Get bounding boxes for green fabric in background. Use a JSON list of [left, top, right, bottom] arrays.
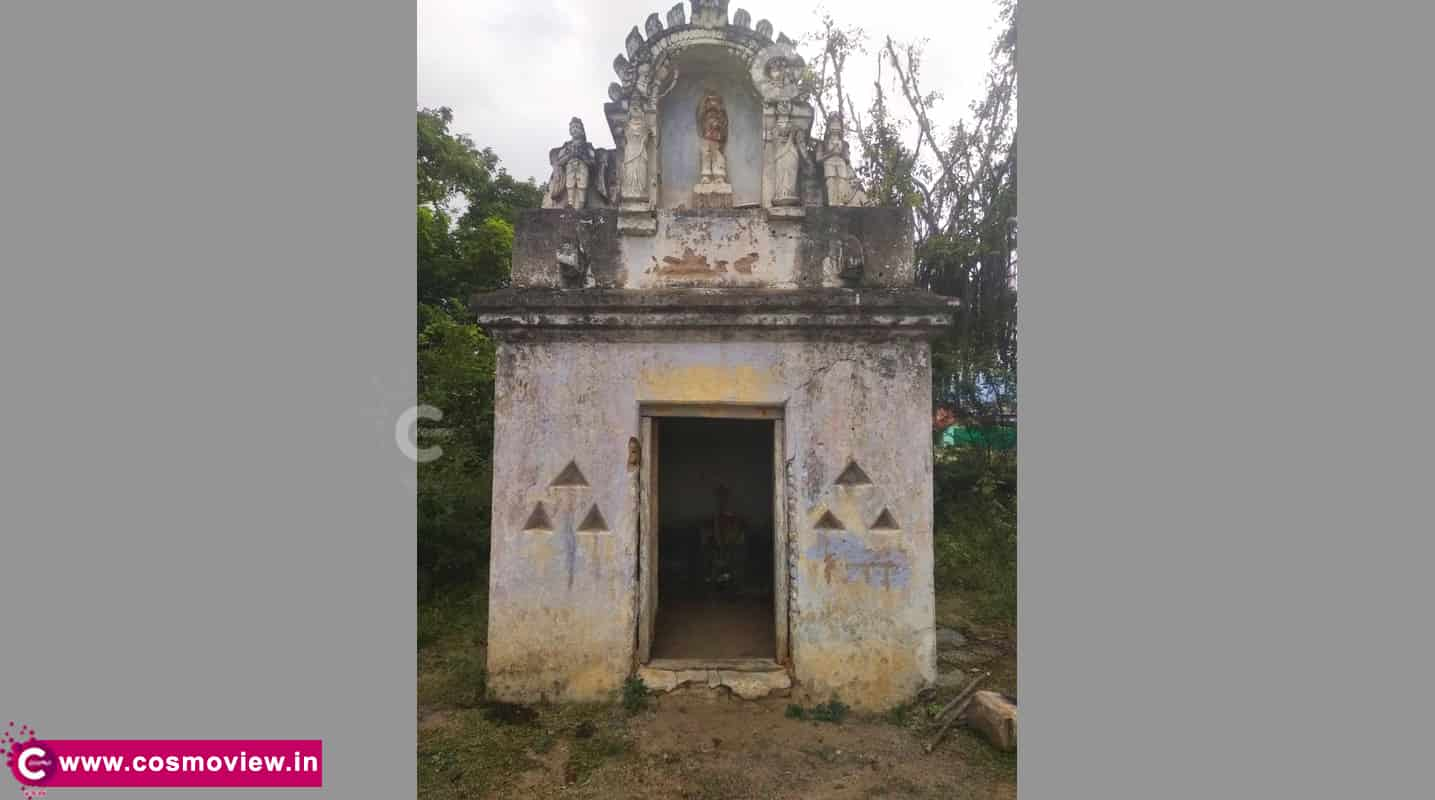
[[940, 425, 1017, 450]]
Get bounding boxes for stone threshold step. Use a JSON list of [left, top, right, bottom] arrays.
[[638, 661, 793, 700], [645, 658, 785, 673]]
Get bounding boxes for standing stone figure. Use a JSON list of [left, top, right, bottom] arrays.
[[696, 89, 729, 185], [545, 117, 598, 209], [769, 105, 802, 206], [620, 107, 652, 205], [816, 113, 868, 207]]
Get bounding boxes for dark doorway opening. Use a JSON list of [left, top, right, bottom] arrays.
[[652, 417, 775, 659]]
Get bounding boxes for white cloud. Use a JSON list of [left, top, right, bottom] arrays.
[[418, 0, 1003, 185]]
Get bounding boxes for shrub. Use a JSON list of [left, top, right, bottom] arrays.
[[621, 675, 648, 713], [933, 447, 1017, 623], [809, 696, 849, 723]]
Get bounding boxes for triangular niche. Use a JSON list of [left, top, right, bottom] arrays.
[[576, 504, 609, 533], [550, 460, 589, 487], [522, 502, 554, 532], [834, 460, 873, 487], [870, 508, 901, 531], [813, 509, 847, 530]]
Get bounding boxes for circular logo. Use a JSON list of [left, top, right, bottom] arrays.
[[10, 741, 57, 786]]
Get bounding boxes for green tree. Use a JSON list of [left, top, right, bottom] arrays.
[[806, 2, 1017, 425], [416, 107, 542, 599]]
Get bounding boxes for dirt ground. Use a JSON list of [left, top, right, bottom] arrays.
[[420, 689, 1014, 800], [418, 590, 1015, 799]]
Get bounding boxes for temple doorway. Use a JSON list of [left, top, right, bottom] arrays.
[[648, 416, 777, 660]]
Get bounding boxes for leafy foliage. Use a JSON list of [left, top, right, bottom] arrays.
[[933, 446, 1017, 621], [784, 697, 850, 723], [809, 697, 851, 723], [621, 676, 649, 713], [417, 107, 542, 600], [805, 2, 1017, 422]]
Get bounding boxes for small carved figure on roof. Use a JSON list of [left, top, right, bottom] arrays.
[[621, 103, 654, 205], [546, 117, 601, 209], [817, 113, 868, 207], [769, 103, 803, 206]]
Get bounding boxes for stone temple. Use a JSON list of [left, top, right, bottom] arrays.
[[472, 0, 957, 710]]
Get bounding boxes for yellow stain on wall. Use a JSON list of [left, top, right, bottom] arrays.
[[639, 364, 779, 403]]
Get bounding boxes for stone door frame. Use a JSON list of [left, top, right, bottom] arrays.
[[636, 403, 790, 667]]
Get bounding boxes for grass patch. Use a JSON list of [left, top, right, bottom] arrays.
[[567, 726, 632, 783], [798, 743, 840, 763], [942, 727, 1018, 780], [933, 449, 1016, 626], [786, 696, 849, 723], [417, 708, 545, 799], [418, 589, 487, 651], [418, 590, 489, 710], [418, 703, 626, 799], [683, 766, 761, 800], [810, 696, 850, 723], [884, 702, 914, 727], [621, 675, 648, 713]]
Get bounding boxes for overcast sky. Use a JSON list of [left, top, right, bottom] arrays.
[[418, 0, 1003, 186]]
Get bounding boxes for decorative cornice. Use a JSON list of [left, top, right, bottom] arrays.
[[473, 288, 957, 338]]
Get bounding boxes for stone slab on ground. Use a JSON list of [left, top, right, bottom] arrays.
[[935, 668, 966, 689], [936, 627, 967, 648], [720, 669, 791, 700], [637, 665, 792, 700], [638, 666, 710, 693]]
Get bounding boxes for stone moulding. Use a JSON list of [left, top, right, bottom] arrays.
[[472, 288, 958, 336]]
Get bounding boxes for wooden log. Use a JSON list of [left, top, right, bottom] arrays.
[[932, 671, 986, 721], [961, 691, 1017, 751], [924, 671, 987, 752]]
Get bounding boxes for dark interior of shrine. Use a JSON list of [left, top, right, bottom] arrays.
[[651, 417, 775, 660]]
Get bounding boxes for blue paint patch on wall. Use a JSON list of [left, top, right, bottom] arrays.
[[805, 531, 911, 590], [562, 516, 577, 590]]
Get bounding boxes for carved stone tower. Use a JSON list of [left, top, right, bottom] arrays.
[[474, 1, 956, 710]]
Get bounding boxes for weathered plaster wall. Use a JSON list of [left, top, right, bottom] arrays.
[[624, 211, 803, 287], [486, 335, 937, 709], [508, 208, 916, 290]]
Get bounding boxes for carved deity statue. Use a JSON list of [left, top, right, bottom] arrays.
[[546, 117, 600, 209], [620, 106, 653, 205], [764, 55, 799, 96], [696, 89, 729, 185], [769, 105, 802, 206], [816, 114, 868, 207]]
